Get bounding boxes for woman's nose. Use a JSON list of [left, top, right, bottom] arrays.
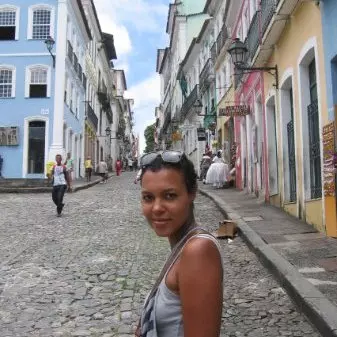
[[152, 198, 164, 213]]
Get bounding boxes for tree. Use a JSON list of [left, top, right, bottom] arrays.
[[144, 123, 156, 153]]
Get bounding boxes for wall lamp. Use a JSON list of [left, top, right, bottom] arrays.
[[228, 38, 279, 89], [193, 100, 217, 117], [44, 36, 56, 68], [105, 127, 121, 141]]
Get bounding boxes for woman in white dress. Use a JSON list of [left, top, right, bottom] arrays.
[[206, 150, 229, 189]]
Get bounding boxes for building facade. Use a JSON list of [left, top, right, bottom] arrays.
[[0, 0, 131, 179]]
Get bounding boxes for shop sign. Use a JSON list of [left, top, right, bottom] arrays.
[[0, 127, 19, 146], [197, 127, 206, 141], [322, 122, 336, 197], [219, 105, 250, 117]]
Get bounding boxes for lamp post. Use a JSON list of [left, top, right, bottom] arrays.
[[105, 127, 121, 142], [44, 36, 56, 68], [228, 38, 278, 89]]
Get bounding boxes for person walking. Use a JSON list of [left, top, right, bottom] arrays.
[[97, 160, 108, 183], [136, 151, 223, 337], [85, 156, 93, 182], [64, 152, 74, 189], [115, 158, 122, 176], [51, 154, 71, 217], [128, 157, 133, 172]]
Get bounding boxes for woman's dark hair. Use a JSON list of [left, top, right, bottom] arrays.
[[140, 154, 198, 194], [217, 150, 221, 158]]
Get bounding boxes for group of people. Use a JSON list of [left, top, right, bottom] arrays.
[[200, 150, 233, 189]]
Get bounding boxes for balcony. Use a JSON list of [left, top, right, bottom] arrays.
[[67, 40, 73, 63], [261, 0, 280, 39], [216, 23, 228, 57], [86, 103, 98, 130], [211, 42, 217, 64], [78, 63, 83, 81], [245, 11, 259, 62], [162, 105, 171, 132], [180, 85, 199, 122], [82, 73, 87, 90], [73, 54, 79, 74], [199, 58, 215, 94]]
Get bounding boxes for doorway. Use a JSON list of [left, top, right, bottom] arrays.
[[28, 121, 45, 174]]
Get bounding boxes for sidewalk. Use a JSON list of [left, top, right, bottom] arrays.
[[199, 184, 337, 337], [0, 174, 113, 193]]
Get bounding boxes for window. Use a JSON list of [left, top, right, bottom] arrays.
[[28, 5, 54, 40], [0, 66, 15, 98], [26, 65, 50, 98], [30, 68, 47, 97], [0, 5, 19, 40]]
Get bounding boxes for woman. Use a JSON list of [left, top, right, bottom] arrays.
[[206, 150, 229, 189], [115, 159, 122, 176], [137, 151, 223, 337], [84, 156, 93, 182]]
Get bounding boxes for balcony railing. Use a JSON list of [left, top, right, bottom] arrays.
[[308, 100, 322, 199], [78, 63, 83, 81], [87, 103, 98, 130], [82, 73, 87, 90], [245, 11, 259, 61], [67, 40, 73, 63], [180, 85, 199, 122], [216, 23, 228, 57], [163, 105, 171, 132], [73, 54, 79, 73], [260, 0, 280, 40], [211, 42, 217, 63], [199, 58, 215, 93]]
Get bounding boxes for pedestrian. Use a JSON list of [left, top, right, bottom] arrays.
[[64, 152, 74, 188], [200, 151, 212, 183], [51, 154, 71, 217], [115, 158, 122, 176], [97, 160, 108, 183], [85, 156, 93, 182], [128, 157, 133, 171], [206, 150, 229, 189], [136, 151, 223, 337]]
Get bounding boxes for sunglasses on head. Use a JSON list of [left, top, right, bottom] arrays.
[[140, 151, 185, 168]]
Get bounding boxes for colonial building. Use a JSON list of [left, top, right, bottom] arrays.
[[0, 0, 131, 179], [320, 0, 337, 236]]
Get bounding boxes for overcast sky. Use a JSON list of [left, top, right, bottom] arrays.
[[93, 0, 169, 154]]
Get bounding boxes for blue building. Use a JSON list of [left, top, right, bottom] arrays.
[[321, 0, 337, 123], [0, 0, 91, 179]]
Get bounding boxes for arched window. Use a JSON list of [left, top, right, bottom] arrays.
[[28, 4, 55, 40], [0, 5, 20, 40], [0, 65, 16, 98], [25, 65, 50, 98]]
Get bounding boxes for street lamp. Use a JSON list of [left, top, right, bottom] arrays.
[[228, 38, 278, 89], [194, 100, 217, 117], [44, 36, 56, 68], [105, 127, 120, 141]]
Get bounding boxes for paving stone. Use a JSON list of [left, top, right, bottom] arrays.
[[0, 174, 320, 336]]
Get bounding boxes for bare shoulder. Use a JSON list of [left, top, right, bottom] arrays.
[[180, 235, 222, 264]]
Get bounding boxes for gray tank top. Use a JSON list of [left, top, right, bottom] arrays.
[[154, 234, 223, 337]]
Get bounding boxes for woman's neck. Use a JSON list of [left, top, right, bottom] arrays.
[[169, 213, 196, 249]]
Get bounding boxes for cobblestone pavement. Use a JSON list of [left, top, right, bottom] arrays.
[[0, 174, 320, 337]]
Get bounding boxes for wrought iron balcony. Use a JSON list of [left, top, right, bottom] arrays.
[[245, 11, 259, 62], [162, 105, 171, 132], [86, 103, 98, 130], [308, 100, 322, 199], [73, 54, 79, 73], [211, 42, 217, 63], [67, 40, 73, 63], [180, 85, 199, 122], [82, 73, 87, 90], [78, 63, 83, 81], [216, 23, 228, 57], [199, 58, 215, 93], [260, 0, 280, 40]]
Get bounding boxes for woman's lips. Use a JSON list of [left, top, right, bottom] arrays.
[[152, 219, 170, 226]]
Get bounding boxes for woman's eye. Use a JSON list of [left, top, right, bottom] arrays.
[[165, 193, 177, 200], [142, 195, 153, 202]]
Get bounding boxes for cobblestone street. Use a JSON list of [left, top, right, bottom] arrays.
[[0, 174, 320, 337]]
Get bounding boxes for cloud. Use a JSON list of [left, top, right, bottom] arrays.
[[125, 73, 160, 153], [94, 0, 167, 33]]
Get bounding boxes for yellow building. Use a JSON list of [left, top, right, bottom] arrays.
[[261, 2, 336, 235]]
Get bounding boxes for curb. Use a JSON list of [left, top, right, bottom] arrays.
[[199, 188, 337, 337], [0, 175, 113, 194]]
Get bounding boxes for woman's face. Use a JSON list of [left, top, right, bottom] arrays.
[[141, 168, 195, 238]]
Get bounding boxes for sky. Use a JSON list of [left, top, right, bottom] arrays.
[[93, 0, 170, 154]]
